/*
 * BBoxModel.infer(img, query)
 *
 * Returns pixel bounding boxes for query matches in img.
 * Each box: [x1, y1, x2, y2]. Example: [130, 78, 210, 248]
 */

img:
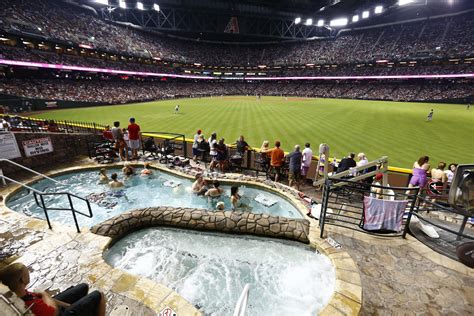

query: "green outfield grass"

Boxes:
[32, 96, 474, 168]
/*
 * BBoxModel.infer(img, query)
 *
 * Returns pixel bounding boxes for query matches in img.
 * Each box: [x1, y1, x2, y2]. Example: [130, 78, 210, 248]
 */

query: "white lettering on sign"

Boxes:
[22, 137, 54, 157]
[0, 132, 21, 159]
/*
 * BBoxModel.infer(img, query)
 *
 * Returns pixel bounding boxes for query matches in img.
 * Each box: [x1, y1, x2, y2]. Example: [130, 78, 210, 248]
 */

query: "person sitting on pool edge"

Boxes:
[98, 168, 108, 184]
[141, 162, 153, 176]
[192, 173, 208, 195]
[0, 262, 106, 316]
[205, 180, 224, 198]
[109, 173, 124, 188]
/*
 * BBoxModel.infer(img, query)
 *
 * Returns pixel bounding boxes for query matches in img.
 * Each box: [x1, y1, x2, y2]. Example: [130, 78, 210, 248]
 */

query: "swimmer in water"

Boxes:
[141, 162, 153, 176]
[122, 162, 135, 177]
[109, 173, 124, 188]
[205, 180, 224, 198]
[192, 173, 208, 195]
[99, 168, 109, 184]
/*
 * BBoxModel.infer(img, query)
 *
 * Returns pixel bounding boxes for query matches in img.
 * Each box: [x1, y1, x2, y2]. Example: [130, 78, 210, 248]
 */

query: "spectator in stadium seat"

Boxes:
[337, 153, 357, 174]
[286, 144, 302, 190]
[444, 163, 458, 185]
[431, 161, 448, 189]
[235, 135, 250, 157]
[0, 262, 106, 316]
[270, 141, 285, 182]
[127, 117, 141, 160]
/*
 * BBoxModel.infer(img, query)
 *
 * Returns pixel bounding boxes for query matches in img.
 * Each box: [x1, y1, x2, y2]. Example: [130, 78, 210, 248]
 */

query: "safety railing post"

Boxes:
[39, 194, 53, 230]
[67, 194, 81, 233]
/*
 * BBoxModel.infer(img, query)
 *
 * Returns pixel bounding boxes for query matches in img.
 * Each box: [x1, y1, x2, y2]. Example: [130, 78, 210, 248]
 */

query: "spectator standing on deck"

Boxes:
[270, 141, 285, 182]
[192, 129, 202, 161]
[111, 121, 128, 161]
[286, 145, 303, 190]
[128, 117, 141, 160]
[337, 153, 357, 174]
[301, 143, 313, 180]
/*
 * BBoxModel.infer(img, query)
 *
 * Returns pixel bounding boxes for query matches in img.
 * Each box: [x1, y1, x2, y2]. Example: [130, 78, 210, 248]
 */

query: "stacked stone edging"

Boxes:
[90, 207, 310, 243]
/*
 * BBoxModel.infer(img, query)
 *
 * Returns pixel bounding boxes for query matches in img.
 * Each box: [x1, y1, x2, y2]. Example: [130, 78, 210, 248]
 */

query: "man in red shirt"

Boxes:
[128, 117, 141, 160]
[0, 262, 105, 316]
[270, 140, 285, 182]
[102, 125, 114, 141]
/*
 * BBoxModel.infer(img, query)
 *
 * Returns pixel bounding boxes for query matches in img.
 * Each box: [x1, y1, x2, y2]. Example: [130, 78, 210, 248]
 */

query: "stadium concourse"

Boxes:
[0, 0, 473, 316]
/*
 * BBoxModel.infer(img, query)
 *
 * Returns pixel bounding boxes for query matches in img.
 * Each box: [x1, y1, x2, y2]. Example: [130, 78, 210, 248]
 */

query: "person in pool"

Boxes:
[0, 262, 106, 316]
[192, 173, 208, 195]
[109, 173, 124, 188]
[230, 186, 242, 210]
[205, 180, 224, 198]
[141, 162, 153, 176]
[122, 162, 135, 177]
[98, 168, 109, 184]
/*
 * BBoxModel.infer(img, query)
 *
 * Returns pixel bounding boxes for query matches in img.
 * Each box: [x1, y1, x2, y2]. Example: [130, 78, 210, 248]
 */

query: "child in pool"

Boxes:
[109, 173, 124, 188]
[141, 162, 153, 176]
[98, 168, 109, 184]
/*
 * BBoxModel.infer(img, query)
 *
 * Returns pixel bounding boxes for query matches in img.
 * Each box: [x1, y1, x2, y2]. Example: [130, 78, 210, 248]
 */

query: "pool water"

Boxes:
[6, 168, 303, 227]
[105, 227, 335, 315]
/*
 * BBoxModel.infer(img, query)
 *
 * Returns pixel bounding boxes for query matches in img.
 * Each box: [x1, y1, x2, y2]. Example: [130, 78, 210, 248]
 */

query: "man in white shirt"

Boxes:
[301, 143, 313, 179]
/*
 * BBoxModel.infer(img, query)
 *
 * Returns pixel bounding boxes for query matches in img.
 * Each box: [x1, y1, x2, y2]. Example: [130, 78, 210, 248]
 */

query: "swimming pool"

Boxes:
[6, 167, 303, 228]
[105, 227, 335, 315]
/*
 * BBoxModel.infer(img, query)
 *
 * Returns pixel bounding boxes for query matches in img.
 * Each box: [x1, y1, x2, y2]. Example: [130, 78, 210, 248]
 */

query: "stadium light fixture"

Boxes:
[305, 18, 313, 26]
[136, 2, 144, 10]
[295, 17, 301, 24]
[317, 19, 324, 27]
[352, 15, 359, 22]
[398, 0, 413, 6]
[330, 18, 348, 27]
[119, 0, 126, 9]
[95, 0, 108, 5]
[374, 6, 383, 14]
[153, 3, 160, 11]
[362, 11, 370, 19]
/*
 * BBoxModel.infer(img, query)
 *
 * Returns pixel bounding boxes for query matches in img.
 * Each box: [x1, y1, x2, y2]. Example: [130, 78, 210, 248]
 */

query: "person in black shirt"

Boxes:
[336, 153, 357, 174]
[236, 135, 250, 157]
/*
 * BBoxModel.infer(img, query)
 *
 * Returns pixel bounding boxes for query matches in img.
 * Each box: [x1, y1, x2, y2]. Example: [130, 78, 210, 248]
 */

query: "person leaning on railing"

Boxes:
[0, 262, 106, 316]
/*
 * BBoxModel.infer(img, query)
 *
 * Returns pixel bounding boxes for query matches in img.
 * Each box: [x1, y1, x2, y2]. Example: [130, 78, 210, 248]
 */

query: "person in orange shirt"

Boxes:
[270, 140, 285, 182]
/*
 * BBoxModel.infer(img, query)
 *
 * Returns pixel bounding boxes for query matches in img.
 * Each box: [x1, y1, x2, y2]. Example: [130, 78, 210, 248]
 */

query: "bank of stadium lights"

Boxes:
[95, 0, 108, 5]
[153, 4, 160, 11]
[374, 5, 383, 14]
[305, 18, 313, 26]
[329, 18, 348, 27]
[362, 11, 370, 19]
[352, 15, 359, 22]
[317, 19, 324, 27]
[119, 0, 126, 9]
[398, 0, 413, 5]
[137, 2, 144, 10]
[294, 17, 301, 24]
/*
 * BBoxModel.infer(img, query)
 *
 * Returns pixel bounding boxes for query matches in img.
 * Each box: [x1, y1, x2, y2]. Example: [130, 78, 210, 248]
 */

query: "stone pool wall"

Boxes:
[91, 207, 311, 243]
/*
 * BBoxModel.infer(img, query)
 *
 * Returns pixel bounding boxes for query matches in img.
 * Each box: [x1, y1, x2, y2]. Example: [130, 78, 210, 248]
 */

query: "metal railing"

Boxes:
[233, 283, 250, 316]
[0, 159, 93, 233]
[319, 177, 419, 238]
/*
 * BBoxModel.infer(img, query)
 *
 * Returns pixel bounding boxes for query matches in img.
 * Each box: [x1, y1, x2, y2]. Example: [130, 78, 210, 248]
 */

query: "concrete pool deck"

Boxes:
[1, 158, 472, 315]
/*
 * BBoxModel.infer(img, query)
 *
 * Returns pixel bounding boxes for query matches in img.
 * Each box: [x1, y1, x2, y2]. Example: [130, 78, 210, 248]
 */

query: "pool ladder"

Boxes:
[233, 283, 250, 316]
[0, 159, 93, 233]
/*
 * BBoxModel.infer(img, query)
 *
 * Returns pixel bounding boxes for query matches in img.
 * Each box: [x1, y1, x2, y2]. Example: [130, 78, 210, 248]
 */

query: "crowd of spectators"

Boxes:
[0, 0, 473, 67]
[0, 79, 471, 104]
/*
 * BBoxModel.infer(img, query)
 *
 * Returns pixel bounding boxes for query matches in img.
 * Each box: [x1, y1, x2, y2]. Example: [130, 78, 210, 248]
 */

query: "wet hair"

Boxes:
[111, 173, 118, 180]
[113, 121, 120, 127]
[231, 186, 239, 196]
[437, 162, 446, 170]
[417, 156, 429, 166]
[100, 168, 107, 175]
[213, 180, 220, 188]
[305, 143, 310, 148]
[275, 141, 281, 147]
[0, 262, 27, 291]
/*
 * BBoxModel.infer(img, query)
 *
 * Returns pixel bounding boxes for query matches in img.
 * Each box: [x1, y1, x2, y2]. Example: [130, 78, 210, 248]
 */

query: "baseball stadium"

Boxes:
[0, 0, 473, 315]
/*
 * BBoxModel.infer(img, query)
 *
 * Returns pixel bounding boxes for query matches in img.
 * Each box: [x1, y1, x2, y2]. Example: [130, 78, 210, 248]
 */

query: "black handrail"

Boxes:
[33, 191, 93, 233]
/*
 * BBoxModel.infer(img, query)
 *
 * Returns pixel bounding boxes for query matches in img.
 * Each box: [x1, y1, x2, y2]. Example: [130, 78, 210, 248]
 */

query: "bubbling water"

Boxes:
[105, 227, 336, 316]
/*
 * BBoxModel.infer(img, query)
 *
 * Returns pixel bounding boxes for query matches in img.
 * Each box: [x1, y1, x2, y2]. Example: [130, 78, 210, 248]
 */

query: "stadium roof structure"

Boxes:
[78, 0, 473, 42]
